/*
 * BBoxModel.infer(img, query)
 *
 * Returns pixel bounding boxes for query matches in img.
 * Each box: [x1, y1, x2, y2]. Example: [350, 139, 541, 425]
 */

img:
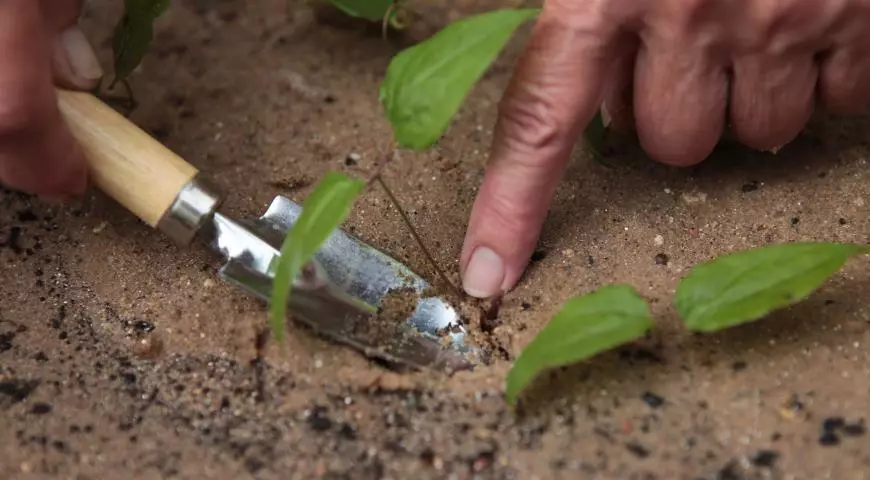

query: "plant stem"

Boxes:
[374, 174, 462, 298]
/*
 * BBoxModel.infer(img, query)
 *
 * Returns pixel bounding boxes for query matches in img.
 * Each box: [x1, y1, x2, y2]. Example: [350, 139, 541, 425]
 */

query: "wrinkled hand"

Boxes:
[0, 0, 102, 200]
[460, 0, 870, 298]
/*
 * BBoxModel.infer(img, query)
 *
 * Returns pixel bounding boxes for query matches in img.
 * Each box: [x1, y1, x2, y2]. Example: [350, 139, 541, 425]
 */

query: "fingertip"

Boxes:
[461, 245, 507, 299]
[52, 25, 103, 91]
[460, 176, 547, 298]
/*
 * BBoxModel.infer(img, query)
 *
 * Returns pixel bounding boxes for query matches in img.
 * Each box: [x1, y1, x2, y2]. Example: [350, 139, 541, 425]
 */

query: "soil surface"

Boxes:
[2, 1, 870, 479]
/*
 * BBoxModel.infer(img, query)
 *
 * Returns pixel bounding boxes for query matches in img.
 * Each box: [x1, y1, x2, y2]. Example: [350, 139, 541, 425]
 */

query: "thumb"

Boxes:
[459, 5, 619, 299]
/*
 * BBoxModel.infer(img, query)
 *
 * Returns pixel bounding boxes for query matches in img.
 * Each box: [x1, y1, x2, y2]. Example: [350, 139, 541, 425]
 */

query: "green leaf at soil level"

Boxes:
[269, 172, 365, 342]
[329, 0, 395, 21]
[111, 0, 172, 86]
[379, 8, 540, 150]
[675, 242, 870, 332]
[505, 284, 653, 406]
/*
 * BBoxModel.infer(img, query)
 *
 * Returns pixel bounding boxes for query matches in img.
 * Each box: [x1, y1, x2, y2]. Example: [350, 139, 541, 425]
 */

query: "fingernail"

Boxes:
[60, 26, 103, 83]
[600, 104, 612, 129]
[462, 246, 505, 299]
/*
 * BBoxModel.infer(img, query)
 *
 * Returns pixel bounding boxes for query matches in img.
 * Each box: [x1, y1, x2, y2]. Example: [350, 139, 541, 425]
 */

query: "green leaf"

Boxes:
[675, 242, 870, 332]
[269, 172, 365, 341]
[329, 0, 395, 21]
[111, 0, 172, 86]
[505, 284, 653, 406]
[379, 8, 540, 150]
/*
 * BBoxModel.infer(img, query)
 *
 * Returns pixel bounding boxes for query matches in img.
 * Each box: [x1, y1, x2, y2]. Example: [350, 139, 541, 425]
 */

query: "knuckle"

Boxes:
[495, 84, 567, 162]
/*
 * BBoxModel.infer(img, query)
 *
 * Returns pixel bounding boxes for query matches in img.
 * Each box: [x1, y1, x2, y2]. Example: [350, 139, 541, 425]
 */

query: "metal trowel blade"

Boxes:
[203, 195, 478, 371]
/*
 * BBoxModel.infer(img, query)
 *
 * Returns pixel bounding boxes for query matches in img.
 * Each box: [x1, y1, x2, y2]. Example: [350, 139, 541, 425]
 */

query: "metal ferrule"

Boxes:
[156, 176, 223, 246]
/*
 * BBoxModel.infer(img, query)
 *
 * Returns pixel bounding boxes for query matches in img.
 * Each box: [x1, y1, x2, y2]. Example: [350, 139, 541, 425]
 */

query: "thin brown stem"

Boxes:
[365, 144, 394, 186]
[374, 175, 462, 298]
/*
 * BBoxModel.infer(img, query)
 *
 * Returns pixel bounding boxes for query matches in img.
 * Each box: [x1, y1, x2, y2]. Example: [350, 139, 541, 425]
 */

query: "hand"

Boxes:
[460, 0, 870, 298]
[0, 0, 102, 200]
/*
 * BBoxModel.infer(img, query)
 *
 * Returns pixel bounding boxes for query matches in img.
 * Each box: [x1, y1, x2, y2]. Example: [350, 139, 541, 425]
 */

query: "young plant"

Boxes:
[505, 285, 653, 406]
[503, 241, 869, 404]
[268, 172, 365, 341]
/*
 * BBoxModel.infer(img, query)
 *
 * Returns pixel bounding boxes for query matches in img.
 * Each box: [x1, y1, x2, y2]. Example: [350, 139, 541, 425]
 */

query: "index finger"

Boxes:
[459, 1, 630, 298]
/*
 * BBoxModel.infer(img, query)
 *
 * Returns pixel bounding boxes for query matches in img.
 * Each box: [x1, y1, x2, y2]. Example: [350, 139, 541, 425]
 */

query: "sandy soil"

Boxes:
[2, 1, 869, 478]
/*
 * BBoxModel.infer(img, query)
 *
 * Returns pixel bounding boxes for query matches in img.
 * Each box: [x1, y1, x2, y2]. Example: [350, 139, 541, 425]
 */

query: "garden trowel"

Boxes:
[55, 88, 476, 372]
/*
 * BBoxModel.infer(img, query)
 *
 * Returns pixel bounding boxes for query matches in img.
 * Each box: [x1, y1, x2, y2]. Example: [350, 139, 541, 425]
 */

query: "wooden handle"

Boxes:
[56, 89, 198, 228]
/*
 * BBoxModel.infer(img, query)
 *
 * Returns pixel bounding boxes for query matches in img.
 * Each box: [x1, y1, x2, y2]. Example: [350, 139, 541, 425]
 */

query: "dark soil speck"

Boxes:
[133, 321, 155, 333]
[749, 450, 779, 468]
[741, 181, 759, 192]
[0, 379, 39, 404]
[30, 402, 53, 415]
[0, 332, 14, 352]
[641, 392, 664, 408]
[654, 253, 669, 266]
[307, 405, 332, 432]
[843, 422, 865, 437]
[625, 442, 650, 458]
[823, 417, 845, 432]
[819, 431, 840, 446]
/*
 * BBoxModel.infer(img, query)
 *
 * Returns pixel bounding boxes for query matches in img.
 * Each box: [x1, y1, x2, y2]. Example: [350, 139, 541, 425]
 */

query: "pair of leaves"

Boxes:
[269, 172, 365, 341]
[111, 0, 172, 87]
[506, 242, 868, 405]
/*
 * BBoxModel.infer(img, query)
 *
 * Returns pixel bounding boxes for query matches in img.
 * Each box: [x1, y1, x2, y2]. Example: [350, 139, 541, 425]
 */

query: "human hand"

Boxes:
[460, 0, 870, 298]
[0, 0, 102, 200]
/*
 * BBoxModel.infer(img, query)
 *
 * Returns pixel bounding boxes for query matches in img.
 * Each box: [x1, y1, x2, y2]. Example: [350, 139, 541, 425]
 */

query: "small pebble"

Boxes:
[653, 234, 664, 246]
[345, 152, 361, 166]
[92, 221, 108, 234]
[681, 191, 707, 204]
